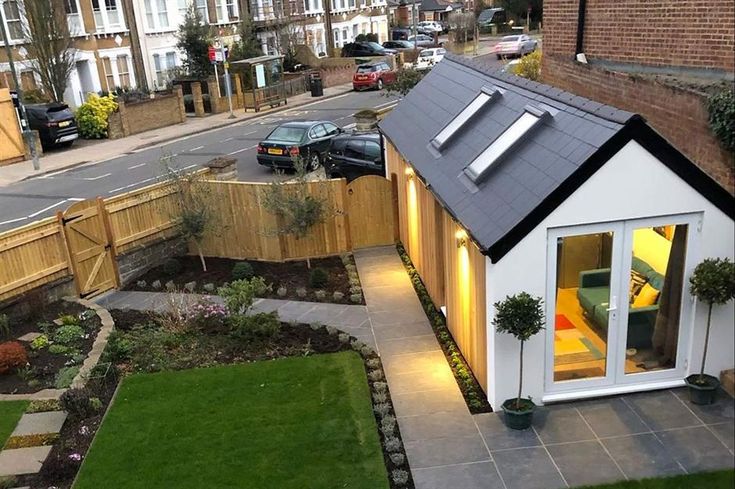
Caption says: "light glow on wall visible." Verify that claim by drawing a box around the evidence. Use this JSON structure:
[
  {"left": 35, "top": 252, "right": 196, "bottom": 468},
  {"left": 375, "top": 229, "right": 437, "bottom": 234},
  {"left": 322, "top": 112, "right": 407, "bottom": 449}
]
[
  {"left": 407, "top": 165, "right": 419, "bottom": 255},
  {"left": 457, "top": 226, "right": 470, "bottom": 329}
]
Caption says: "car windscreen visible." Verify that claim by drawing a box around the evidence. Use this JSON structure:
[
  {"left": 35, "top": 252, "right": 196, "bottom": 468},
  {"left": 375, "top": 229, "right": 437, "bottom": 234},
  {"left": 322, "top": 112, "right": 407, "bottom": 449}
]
[
  {"left": 501, "top": 36, "right": 519, "bottom": 42},
  {"left": 267, "top": 126, "right": 306, "bottom": 143},
  {"left": 419, "top": 50, "right": 433, "bottom": 57},
  {"left": 356, "top": 65, "right": 377, "bottom": 73},
  {"left": 367, "top": 42, "right": 384, "bottom": 51}
]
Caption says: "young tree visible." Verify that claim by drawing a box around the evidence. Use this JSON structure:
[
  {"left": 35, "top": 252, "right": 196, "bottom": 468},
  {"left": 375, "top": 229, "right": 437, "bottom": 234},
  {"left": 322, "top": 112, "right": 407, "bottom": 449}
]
[
  {"left": 21, "top": 0, "right": 76, "bottom": 102},
  {"left": 384, "top": 67, "right": 425, "bottom": 97},
  {"left": 262, "top": 157, "right": 330, "bottom": 268},
  {"left": 162, "top": 157, "right": 218, "bottom": 272},
  {"left": 230, "top": 16, "right": 262, "bottom": 61},
  {"left": 176, "top": 4, "right": 213, "bottom": 79}
]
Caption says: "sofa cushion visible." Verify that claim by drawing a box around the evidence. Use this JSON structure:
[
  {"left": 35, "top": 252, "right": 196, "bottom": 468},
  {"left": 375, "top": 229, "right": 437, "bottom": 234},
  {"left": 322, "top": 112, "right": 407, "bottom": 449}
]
[
  {"left": 633, "top": 282, "right": 660, "bottom": 307},
  {"left": 578, "top": 287, "right": 610, "bottom": 314}
]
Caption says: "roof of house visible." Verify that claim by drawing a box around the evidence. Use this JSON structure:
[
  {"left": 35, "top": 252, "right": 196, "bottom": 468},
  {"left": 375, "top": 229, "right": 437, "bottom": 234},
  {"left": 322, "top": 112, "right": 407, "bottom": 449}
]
[
  {"left": 379, "top": 53, "right": 734, "bottom": 262},
  {"left": 419, "top": 0, "right": 463, "bottom": 11}
]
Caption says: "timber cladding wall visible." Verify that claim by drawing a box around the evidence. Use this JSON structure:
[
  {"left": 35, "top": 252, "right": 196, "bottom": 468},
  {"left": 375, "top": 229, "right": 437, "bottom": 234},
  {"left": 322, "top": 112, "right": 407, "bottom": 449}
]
[
  {"left": 543, "top": 0, "right": 735, "bottom": 72},
  {"left": 0, "top": 88, "right": 24, "bottom": 166},
  {"left": 388, "top": 141, "right": 488, "bottom": 393}
]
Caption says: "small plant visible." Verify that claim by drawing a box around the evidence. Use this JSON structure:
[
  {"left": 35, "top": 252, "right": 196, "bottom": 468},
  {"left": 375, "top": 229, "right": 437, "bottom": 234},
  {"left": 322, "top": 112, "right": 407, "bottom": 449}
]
[
  {"left": 58, "top": 314, "right": 81, "bottom": 327},
  {"left": 372, "top": 381, "right": 388, "bottom": 393},
  {"left": 373, "top": 402, "right": 391, "bottom": 416},
  {"left": 368, "top": 369, "right": 384, "bottom": 381},
  {"left": 277, "top": 286, "right": 288, "bottom": 297},
  {"left": 380, "top": 414, "right": 396, "bottom": 434},
  {"left": 230, "top": 313, "right": 281, "bottom": 340},
  {"left": 54, "top": 366, "right": 80, "bottom": 389},
  {"left": 231, "top": 261, "right": 255, "bottom": 281},
  {"left": 383, "top": 436, "right": 402, "bottom": 452},
  {"left": 75, "top": 93, "right": 118, "bottom": 139},
  {"left": 350, "top": 293, "right": 362, "bottom": 303},
  {"left": 49, "top": 344, "right": 77, "bottom": 356},
  {"left": 30, "top": 334, "right": 49, "bottom": 350},
  {"left": 27, "top": 399, "right": 61, "bottom": 413},
  {"left": 366, "top": 358, "right": 380, "bottom": 369},
  {"left": 348, "top": 276, "right": 361, "bottom": 287},
  {"left": 314, "top": 290, "right": 327, "bottom": 300},
  {"left": 333, "top": 291, "right": 344, "bottom": 301},
  {"left": 15, "top": 364, "right": 35, "bottom": 382},
  {"left": 102, "top": 331, "right": 133, "bottom": 363},
  {"left": 219, "top": 277, "right": 270, "bottom": 315},
  {"left": 512, "top": 49, "right": 542, "bottom": 81},
  {"left": 163, "top": 257, "right": 182, "bottom": 276},
  {"left": 60, "top": 388, "right": 100, "bottom": 419},
  {"left": 187, "top": 298, "right": 229, "bottom": 334},
  {"left": 295, "top": 287, "right": 307, "bottom": 298},
  {"left": 349, "top": 285, "right": 362, "bottom": 295},
  {"left": 391, "top": 469, "right": 409, "bottom": 486},
  {"left": 0, "top": 341, "right": 28, "bottom": 374},
  {"left": 0, "top": 314, "right": 9, "bottom": 340},
  {"left": 337, "top": 333, "right": 350, "bottom": 344},
  {"left": 389, "top": 452, "right": 405, "bottom": 466},
  {"left": 309, "top": 267, "right": 329, "bottom": 288},
  {"left": 372, "top": 391, "right": 388, "bottom": 403},
  {"left": 325, "top": 325, "right": 338, "bottom": 336},
  {"left": 53, "top": 325, "right": 85, "bottom": 346}
]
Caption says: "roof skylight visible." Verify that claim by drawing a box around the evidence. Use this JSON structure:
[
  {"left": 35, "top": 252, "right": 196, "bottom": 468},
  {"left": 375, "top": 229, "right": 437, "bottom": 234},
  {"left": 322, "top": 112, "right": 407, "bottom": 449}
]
[
  {"left": 431, "top": 87, "right": 499, "bottom": 150},
  {"left": 464, "top": 106, "right": 547, "bottom": 183}
]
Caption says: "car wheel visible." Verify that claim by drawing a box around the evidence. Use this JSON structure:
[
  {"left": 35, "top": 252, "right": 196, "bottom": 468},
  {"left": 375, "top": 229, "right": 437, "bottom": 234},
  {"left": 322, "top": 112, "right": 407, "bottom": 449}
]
[
  {"left": 377, "top": 78, "right": 384, "bottom": 90},
  {"left": 308, "top": 152, "right": 321, "bottom": 171},
  {"left": 496, "top": 54, "right": 502, "bottom": 60}
]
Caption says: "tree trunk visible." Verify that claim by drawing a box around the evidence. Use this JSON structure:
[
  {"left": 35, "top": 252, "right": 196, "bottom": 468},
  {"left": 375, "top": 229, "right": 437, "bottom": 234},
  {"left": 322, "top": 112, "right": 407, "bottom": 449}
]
[
  {"left": 699, "top": 302, "right": 713, "bottom": 382},
  {"left": 196, "top": 242, "right": 207, "bottom": 272},
  {"left": 517, "top": 340, "right": 524, "bottom": 409}
]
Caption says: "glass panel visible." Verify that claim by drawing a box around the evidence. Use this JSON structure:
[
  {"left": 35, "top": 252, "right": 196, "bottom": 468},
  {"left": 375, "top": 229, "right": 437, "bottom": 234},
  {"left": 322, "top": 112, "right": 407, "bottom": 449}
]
[
  {"left": 624, "top": 225, "right": 687, "bottom": 374},
  {"left": 554, "top": 232, "right": 614, "bottom": 382}
]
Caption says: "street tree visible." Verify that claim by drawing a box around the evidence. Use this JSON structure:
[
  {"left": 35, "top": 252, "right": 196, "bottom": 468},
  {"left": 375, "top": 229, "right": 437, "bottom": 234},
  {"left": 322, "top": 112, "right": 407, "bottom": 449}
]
[
  {"left": 176, "top": 4, "right": 213, "bottom": 79},
  {"left": 230, "top": 15, "right": 262, "bottom": 61},
  {"left": 21, "top": 0, "right": 76, "bottom": 102},
  {"left": 384, "top": 67, "right": 425, "bottom": 97}
]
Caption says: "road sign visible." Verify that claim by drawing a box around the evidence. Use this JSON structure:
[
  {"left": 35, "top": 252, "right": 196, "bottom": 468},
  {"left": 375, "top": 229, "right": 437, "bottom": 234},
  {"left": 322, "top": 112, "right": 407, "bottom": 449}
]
[{"left": 208, "top": 46, "right": 216, "bottom": 62}]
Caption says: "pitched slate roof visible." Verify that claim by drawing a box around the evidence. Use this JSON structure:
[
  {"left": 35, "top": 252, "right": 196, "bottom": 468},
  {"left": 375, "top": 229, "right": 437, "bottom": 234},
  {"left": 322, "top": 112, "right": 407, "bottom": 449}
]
[{"left": 379, "top": 54, "right": 733, "bottom": 261}]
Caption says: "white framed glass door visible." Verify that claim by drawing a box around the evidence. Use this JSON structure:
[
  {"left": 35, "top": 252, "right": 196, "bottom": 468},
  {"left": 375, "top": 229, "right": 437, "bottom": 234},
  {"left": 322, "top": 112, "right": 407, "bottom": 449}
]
[{"left": 545, "top": 214, "right": 699, "bottom": 396}]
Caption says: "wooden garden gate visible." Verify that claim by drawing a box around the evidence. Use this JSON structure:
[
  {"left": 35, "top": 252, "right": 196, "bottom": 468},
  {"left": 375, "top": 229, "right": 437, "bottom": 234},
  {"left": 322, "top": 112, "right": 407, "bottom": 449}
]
[
  {"left": 59, "top": 198, "right": 119, "bottom": 298},
  {"left": 346, "top": 175, "right": 396, "bottom": 249}
]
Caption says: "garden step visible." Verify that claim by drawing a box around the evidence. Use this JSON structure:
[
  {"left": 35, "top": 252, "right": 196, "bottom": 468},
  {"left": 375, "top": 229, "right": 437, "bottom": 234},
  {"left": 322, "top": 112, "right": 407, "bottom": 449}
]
[
  {"left": 16, "top": 332, "right": 42, "bottom": 342},
  {"left": 11, "top": 412, "right": 67, "bottom": 437},
  {"left": 0, "top": 446, "right": 52, "bottom": 476},
  {"left": 721, "top": 369, "right": 735, "bottom": 398}
]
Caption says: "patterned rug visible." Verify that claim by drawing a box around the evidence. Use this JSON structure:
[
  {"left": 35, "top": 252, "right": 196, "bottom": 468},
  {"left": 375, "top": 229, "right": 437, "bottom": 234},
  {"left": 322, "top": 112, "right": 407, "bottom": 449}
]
[
  {"left": 555, "top": 367, "right": 606, "bottom": 382},
  {"left": 554, "top": 314, "right": 605, "bottom": 365}
]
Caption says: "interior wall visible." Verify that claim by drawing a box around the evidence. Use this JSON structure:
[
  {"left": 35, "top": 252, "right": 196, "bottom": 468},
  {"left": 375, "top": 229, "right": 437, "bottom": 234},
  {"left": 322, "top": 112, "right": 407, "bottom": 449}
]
[{"left": 486, "top": 140, "right": 734, "bottom": 406}]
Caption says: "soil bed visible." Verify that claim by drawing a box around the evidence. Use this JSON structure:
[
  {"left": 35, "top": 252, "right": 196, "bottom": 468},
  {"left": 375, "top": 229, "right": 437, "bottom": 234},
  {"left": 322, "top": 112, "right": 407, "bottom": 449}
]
[
  {"left": 0, "top": 301, "right": 101, "bottom": 394},
  {"left": 125, "top": 255, "right": 365, "bottom": 304}
]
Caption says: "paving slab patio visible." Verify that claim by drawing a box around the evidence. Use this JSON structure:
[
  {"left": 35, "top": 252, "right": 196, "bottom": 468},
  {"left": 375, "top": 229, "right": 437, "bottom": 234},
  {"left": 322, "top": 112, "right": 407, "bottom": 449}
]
[
  {"left": 0, "top": 446, "right": 52, "bottom": 477},
  {"left": 11, "top": 412, "right": 67, "bottom": 437}
]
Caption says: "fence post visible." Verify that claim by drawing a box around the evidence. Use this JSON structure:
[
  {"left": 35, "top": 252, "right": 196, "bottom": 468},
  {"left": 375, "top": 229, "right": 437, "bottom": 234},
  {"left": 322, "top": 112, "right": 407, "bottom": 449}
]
[
  {"left": 97, "top": 196, "right": 121, "bottom": 288},
  {"left": 234, "top": 73, "right": 243, "bottom": 109},
  {"left": 191, "top": 81, "right": 205, "bottom": 117},
  {"left": 175, "top": 85, "right": 186, "bottom": 122},
  {"left": 207, "top": 77, "right": 222, "bottom": 114}
]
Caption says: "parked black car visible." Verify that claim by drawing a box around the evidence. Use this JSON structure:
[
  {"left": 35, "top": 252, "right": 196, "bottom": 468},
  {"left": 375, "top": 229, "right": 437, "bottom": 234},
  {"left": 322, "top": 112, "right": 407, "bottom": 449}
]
[
  {"left": 256, "top": 120, "right": 343, "bottom": 171},
  {"left": 341, "top": 42, "right": 396, "bottom": 57},
  {"left": 325, "top": 131, "right": 384, "bottom": 181},
  {"left": 24, "top": 103, "right": 79, "bottom": 149}
]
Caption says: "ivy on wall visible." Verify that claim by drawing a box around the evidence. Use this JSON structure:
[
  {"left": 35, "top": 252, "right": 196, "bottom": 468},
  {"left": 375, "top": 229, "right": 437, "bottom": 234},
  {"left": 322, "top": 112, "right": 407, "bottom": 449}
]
[{"left": 706, "top": 87, "right": 735, "bottom": 155}]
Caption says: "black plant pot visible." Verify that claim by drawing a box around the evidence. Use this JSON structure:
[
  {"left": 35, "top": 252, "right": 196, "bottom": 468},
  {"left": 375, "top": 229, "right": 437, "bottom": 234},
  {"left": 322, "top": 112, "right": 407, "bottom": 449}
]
[
  {"left": 686, "top": 374, "right": 720, "bottom": 405},
  {"left": 501, "top": 398, "right": 536, "bottom": 430}
]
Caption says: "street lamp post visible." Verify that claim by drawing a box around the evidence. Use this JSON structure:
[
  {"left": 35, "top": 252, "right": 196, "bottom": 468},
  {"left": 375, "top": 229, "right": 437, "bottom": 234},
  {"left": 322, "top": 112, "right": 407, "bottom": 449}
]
[{"left": 0, "top": 2, "right": 40, "bottom": 171}]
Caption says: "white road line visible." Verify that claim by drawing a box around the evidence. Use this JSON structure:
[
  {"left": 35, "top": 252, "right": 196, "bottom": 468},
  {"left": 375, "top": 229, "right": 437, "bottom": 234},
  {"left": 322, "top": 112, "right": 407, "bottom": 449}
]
[
  {"left": 181, "top": 164, "right": 198, "bottom": 170},
  {"left": 242, "top": 130, "right": 257, "bottom": 136},
  {"left": 67, "top": 198, "right": 85, "bottom": 202},
  {"left": 336, "top": 116, "right": 347, "bottom": 120},
  {"left": 128, "top": 163, "right": 147, "bottom": 169},
  {"left": 28, "top": 200, "right": 68, "bottom": 218},
  {"left": 220, "top": 137, "right": 234, "bottom": 142},
  {"left": 0, "top": 216, "right": 28, "bottom": 226},
  {"left": 227, "top": 145, "right": 257, "bottom": 155},
  {"left": 374, "top": 100, "right": 398, "bottom": 109},
  {"left": 189, "top": 145, "right": 204, "bottom": 152},
  {"left": 83, "top": 173, "right": 111, "bottom": 181}
]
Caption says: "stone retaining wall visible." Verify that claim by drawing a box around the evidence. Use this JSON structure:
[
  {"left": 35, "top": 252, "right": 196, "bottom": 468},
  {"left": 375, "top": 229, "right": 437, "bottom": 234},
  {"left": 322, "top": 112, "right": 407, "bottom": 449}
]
[{"left": 116, "top": 235, "right": 188, "bottom": 286}]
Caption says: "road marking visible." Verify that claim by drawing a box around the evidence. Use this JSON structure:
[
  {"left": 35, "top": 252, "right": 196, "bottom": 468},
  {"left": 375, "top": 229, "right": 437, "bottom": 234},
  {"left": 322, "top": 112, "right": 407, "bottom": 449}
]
[
  {"left": 220, "top": 137, "right": 234, "bottom": 142},
  {"left": 181, "top": 164, "right": 198, "bottom": 170},
  {"left": 67, "top": 198, "right": 85, "bottom": 202},
  {"left": 228, "top": 144, "right": 257, "bottom": 155},
  {"left": 28, "top": 200, "right": 68, "bottom": 218},
  {"left": 242, "top": 130, "right": 257, "bottom": 136},
  {"left": 342, "top": 123, "right": 356, "bottom": 130},
  {"left": 336, "top": 116, "right": 347, "bottom": 121},
  {"left": 374, "top": 100, "right": 397, "bottom": 109},
  {"left": 83, "top": 173, "right": 111, "bottom": 181},
  {"left": 0, "top": 216, "right": 27, "bottom": 226},
  {"left": 108, "top": 176, "right": 158, "bottom": 193},
  {"left": 189, "top": 145, "right": 204, "bottom": 152},
  {"left": 128, "top": 163, "right": 147, "bottom": 169}
]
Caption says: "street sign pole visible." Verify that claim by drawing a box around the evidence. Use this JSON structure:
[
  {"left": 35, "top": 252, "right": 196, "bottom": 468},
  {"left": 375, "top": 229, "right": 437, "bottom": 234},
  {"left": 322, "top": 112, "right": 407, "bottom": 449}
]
[
  {"left": 0, "top": 5, "right": 40, "bottom": 171},
  {"left": 213, "top": 62, "right": 221, "bottom": 98},
  {"left": 221, "top": 46, "right": 235, "bottom": 119}
]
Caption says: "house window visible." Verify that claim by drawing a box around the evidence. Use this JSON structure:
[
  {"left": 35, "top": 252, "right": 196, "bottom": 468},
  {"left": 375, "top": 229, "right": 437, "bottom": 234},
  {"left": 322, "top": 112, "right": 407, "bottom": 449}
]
[
  {"left": 226, "top": 0, "right": 237, "bottom": 19},
  {"left": 464, "top": 109, "right": 544, "bottom": 183},
  {"left": 102, "top": 57, "right": 115, "bottom": 90},
  {"left": 432, "top": 87, "right": 498, "bottom": 150},
  {"left": 144, "top": 0, "right": 155, "bottom": 28},
  {"left": 195, "top": 0, "right": 207, "bottom": 19},
  {"left": 342, "top": 28, "right": 348, "bottom": 41},
  {"left": 92, "top": 0, "right": 123, "bottom": 31},
  {"left": 352, "top": 24, "right": 358, "bottom": 39},
  {"left": 157, "top": 0, "right": 169, "bottom": 27},
  {"left": 348, "top": 0, "right": 354, "bottom": 7},
  {"left": 20, "top": 71, "right": 36, "bottom": 91},
  {"left": 333, "top": 28, "right": 339, "bottom": 47},
  {"left": 2, "top": 0, "right": 23, "bottom": 41},
  {"left": 117, "top": 55, "right": 130, "bottom": 87}
]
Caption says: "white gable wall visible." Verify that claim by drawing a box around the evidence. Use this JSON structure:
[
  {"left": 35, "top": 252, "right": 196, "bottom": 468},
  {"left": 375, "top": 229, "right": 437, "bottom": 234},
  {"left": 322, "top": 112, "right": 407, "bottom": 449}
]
[{"left": 485, "top": 140, "right": 734, "bottom": 407}]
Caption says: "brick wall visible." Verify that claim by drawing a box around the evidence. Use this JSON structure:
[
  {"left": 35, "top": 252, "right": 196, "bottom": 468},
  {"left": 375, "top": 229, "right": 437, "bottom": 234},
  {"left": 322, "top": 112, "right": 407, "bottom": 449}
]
[
  {"left": 116, "top": 236, "right": 188, "bottom": 286},
  {"left": 542, "top": 56, "right": 734, "bottom": 193},
  {"left": 108, "top": 87, "right": 186, "bottom": 139},
  {"left": 543, "top": 0, "right": 735, "bottom": 73}
]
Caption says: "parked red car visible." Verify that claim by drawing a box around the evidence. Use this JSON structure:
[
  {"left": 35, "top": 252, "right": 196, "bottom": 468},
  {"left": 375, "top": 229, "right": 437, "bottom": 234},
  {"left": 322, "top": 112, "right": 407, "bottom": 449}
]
[{"left": 352, "top": 61, "right": 397, "bottom": 91}]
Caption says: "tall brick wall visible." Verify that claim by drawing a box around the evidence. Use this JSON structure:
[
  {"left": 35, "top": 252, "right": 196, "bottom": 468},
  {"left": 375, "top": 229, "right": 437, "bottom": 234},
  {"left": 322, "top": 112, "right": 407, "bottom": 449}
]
[
  {"left": 542, "top": 57, "right": 734, "bottom": 192},
  {"left": 543, "top": 0, "right": 735, "bottom": 72}
]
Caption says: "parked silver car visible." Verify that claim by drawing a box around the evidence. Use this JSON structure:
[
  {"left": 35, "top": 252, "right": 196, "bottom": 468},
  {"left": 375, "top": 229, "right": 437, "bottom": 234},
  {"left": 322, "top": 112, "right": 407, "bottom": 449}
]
[
  {"left": 408, "top": 34, "right": 435, "bottom": 47},
  {"left": 493, "top": 34, "right": 537, "bottom": 59}
]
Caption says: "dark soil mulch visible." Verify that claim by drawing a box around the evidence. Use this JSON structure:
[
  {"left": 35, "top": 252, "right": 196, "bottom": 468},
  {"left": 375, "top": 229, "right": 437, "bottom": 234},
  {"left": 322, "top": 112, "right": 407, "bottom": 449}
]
[
  {"left": 0, "top": 301, "right": 102, "bottom": 394},
  {"left": 124, "top": 255, "right": 365, "bottom": 304}
]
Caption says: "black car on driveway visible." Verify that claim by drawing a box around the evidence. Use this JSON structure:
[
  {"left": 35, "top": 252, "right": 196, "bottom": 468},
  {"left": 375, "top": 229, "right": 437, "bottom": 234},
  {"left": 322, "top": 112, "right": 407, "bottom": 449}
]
[
  {"left": 256, "top": 120, "right": 343, "bottom": 171},
  {"left": 325, "top": 131, "right": 384, "bottom": 181},
  {"left": 10, "top": 92, "right": 79, "bottom": 149}
]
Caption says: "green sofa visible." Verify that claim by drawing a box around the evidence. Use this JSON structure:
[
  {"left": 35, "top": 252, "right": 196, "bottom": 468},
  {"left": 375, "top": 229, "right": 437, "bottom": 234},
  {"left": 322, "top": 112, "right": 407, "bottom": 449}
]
[{"left": 576, "top": 257, "right": 664, "bottom": 349}]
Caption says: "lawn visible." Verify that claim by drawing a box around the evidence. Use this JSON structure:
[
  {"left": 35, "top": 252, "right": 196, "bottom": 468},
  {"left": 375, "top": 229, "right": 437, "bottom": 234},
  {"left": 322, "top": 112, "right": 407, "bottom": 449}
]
[
  {"left": 579, "top": 470, "right": 734, "bottom": 489},
  {"left": 0, "top": 401, "right": 27, "bottom": 447},
  {"left": 74, "top": 351, "right": 389, "bottom": 489}
]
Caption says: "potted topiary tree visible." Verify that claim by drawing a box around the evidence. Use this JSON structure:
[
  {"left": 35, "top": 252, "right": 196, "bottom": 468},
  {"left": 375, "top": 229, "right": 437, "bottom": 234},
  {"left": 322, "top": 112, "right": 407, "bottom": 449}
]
[
  {"left": 493, "top": 292, "right": 545, "bottom": 430},
  {"left": 686, "top": 257, "right": 735, "bottom": 405}
]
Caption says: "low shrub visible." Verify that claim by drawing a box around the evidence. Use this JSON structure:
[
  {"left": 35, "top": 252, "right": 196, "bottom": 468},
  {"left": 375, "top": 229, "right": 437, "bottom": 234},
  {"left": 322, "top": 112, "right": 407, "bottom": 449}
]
[
  {"left": 218, "top": 277, "right": 270, "bottom": 315},
  {"left": 309, "top": 267, "right": 329, "bottom": 288},
  {"left": 332, "top": 291, "right": 344, "bottom": 301},
  {"left": 0, "top": 314, "right": 9, "bottom": 340},
  {"left": 53, "top": 325, "right": 86, "bottom": 346},
  {"left": 26, "top": 399, "right": 61, "bottom": 413},
  {"left": 230, "top": 312, "right": 280, "bottom": 340},
  {"left": 391, "top": 469, "right": 409, "bottom": 486},
  {"left": 367, "top": 369, "right": 384, "bottom": 381},
  {"left": 0, "top": 341, "right": 28, "bottom": 374},
  {"left": 49, "top": 344, "right": 77, "bottom": 356},
  {"left": 76, "top": 93, "right": 118, "bottom": 139},
  {"left": 101, "top": 331, "right": 133, "bottom": 363},
  {"left": 163, "top": 258, "right": 182, "bottom": 276},
  {"left": 58, "top": 314, "right": 81, "bottom": 327},
  {"left": 187, "top": 299, "right": 229, "bottom": 334},
  {"left": 314, "top": 290, "right": 327, "bottom": 300},
  {"left": 60, "top": 388, "right": 100, "bottom": 420},
  {"left": 383, "top": 436, "right": 402, "bottom": 452},
  {"left": 389, "top": 453, "right": 405, "bottom": 466},
  {"left": 231, "top": 261, "right": 255, "bottom": 281},
  {"left": 30, "top": 334, "right": 49, "bottom": 350},
  {"left": 54, "top": 366, "right": 80, "bottom": 389},
  {"left": 373, "top": 402, "right": 391, "bottom": 416},
  {"left": 295, "top": 287, "right": 307, "bottom": 298}
]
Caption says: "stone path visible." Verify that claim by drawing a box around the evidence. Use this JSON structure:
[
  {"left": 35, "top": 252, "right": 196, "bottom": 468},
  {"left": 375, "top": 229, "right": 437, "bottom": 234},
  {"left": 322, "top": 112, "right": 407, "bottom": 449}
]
[
  {"left": 353, "top": 246, "right": 735, "bottom": 489},
  {"left": 0, "top": 411, "right": 67, "bottom": 478}
]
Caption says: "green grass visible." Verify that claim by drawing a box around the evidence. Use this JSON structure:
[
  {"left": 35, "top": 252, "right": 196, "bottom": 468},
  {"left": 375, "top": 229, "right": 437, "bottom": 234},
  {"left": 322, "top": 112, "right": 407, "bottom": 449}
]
[
  {"left": 578, "top": 470, "right": 735, "bottom": 489},
  {"left": 0, "top": 401, "right": 28, "bottom": 447},
  {"left": 74, "top": 352, "right": 389, "bottom": 489}
]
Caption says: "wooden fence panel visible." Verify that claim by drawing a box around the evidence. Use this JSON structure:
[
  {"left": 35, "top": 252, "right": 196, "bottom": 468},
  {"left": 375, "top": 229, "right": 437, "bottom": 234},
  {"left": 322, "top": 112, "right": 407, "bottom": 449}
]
[
  {"left": 0, "top": 88, "right": 24, "bottom": 165},
  {"left": 0, "top": 217, "right": 70, "bottom": 302},
  {"left": 346, "top": 175, "right": 395, "bottom": 249}
]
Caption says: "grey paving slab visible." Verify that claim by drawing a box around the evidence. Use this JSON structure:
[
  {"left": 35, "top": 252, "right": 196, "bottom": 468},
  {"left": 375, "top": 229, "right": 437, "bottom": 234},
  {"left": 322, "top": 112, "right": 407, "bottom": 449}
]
[
  {"left": 577, "top": 397, "right": 650, "bottom": 438},
  {"left": 385, "top": 364, "right": 457, "bottom": 395},
  {"left": 369, "top": 308, "right": 430, "bottom": 327},
  {"left": 332, "top": 307, "right": 371, "bottom": 328},
  {"left": 533, "top": 405, "right": 596, "bottom": 445},
  {"left": 475, "top": 412, "right": 542, "bottom": 451},
  {"left": 398, "top": 412, "right": 480, "bottom": 442},
  {"left": 412, "top": 461, "right": 505, "bottom": 489},
  {"left": 405, "top": 435, "right": 491, "bottom": 469},
  {"left": 709, "top": 421, "right": 735, "bottom": 450},
  {"left": 358, "top": 268, "right": 414, "bottom": 288},
  {"left": 378, "top": 335, "right": 441, "bottom": 358},
  {"left": 0, "top": 446, "right": 53, "bottom": 476},
  {"left": 11, "top": 411, "right": 67, "bottom": 437},
  {"left": 625, "top": 390, "right": 702, "bottom": 431},
  {"left": 656, "top": 426, "right": 735, "bottom": 472},
  {"left": 381, "top": 350, "right": 450, "bottom": 377},
  {"left": 492, "top": 447, "right": 567, "bottom": 489},
  {"left": 364, "top": 291, "right": 424, "bottom": 313},
  {"left": 250, "top": 298, "right": 283, "bottom": 314},
  {"left": 16, "top": 332, "right": 41, "bottom": 342},
  {"left": 392, "top": 389, "right": 467, "bottom": 418},
  {"left": 602, "top": 433, "right": 684, "bottom": 479},
  {"left": 372, "top": 321, "right": 433, "bottom": 341},
  {"left": 547, "top": 440, "right": 624, "bottom": 487},
  {"left": 671, "top": 389, "right": 735, "bottom": 426}
]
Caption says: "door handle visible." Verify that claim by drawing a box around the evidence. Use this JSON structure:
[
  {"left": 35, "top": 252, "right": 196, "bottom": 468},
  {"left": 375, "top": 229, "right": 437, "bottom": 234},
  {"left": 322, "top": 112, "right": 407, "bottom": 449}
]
[{"left": 606, "top": 295, "right": 617, "bottom": 312}]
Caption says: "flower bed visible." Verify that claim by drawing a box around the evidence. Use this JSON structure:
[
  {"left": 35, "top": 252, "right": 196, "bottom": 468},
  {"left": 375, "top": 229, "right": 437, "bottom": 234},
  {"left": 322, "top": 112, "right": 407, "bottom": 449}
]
[
  {"left": 0, "top": 301, "right": 102, "bottom": 394},
  {"left": 397, "top": 243, "right": 493, "bottom": 414},
  {"left": 125, "top": 254, "right": 365, "bottom": 304}
]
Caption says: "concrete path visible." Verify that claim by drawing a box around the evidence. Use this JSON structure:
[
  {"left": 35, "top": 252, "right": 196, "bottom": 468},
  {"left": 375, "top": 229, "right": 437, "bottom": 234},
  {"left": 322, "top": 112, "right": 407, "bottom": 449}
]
[{"left": 93, "top": 290, "right": 376, "bottom": 350}]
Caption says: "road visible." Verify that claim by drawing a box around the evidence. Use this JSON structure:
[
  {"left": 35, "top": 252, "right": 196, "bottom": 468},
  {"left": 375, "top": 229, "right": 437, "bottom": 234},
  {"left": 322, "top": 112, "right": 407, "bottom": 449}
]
[{"left": 0, "top": 89, "right": 397, "bottom": 232}]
